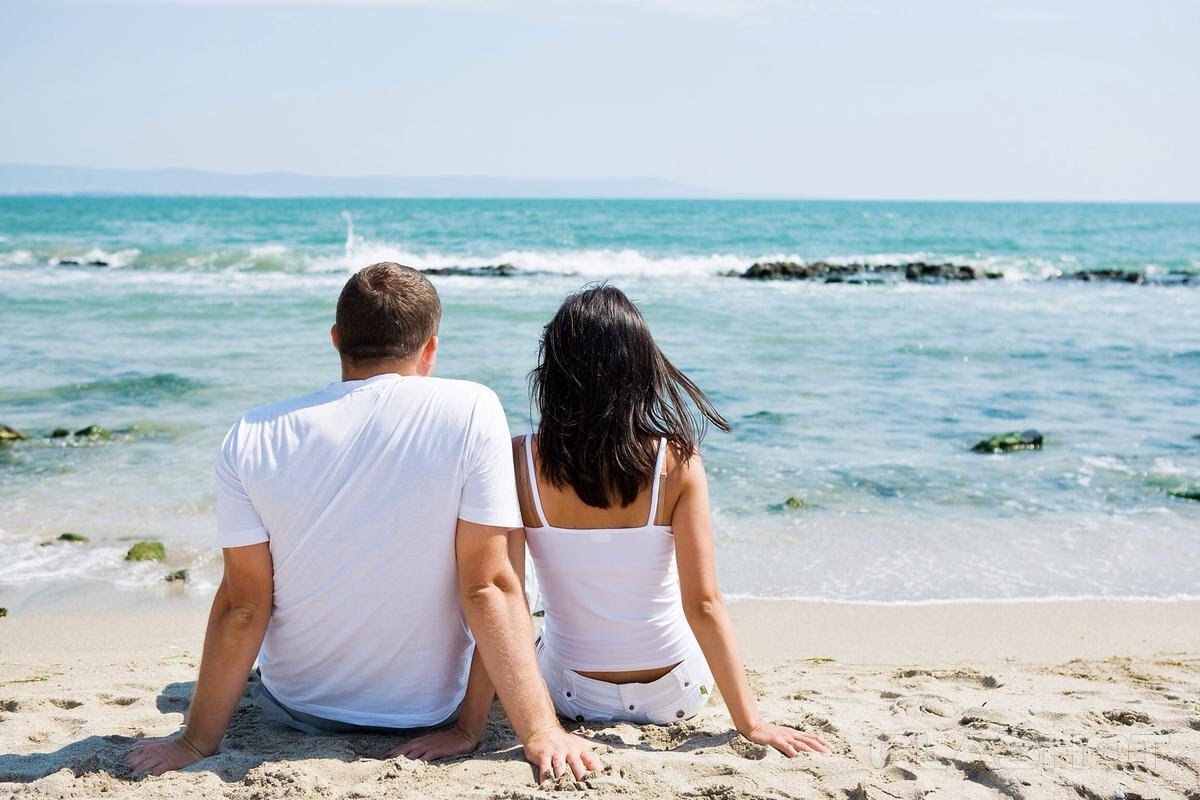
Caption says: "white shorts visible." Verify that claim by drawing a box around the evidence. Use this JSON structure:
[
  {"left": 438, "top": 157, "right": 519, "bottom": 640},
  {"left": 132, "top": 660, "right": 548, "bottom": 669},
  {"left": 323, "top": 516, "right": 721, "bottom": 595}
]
[{"left": 537, "top": 637, "right": 714, "bottom": 725}]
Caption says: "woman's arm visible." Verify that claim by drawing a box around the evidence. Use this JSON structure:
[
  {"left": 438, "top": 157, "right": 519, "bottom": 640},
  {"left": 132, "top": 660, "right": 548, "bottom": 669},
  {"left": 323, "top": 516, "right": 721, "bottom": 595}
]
[
  {"left": 392, "top": 527, "right": 528, "bottom": 760},
  {"left": 673, "top": 454, "right": 830, "bottom": 757}
]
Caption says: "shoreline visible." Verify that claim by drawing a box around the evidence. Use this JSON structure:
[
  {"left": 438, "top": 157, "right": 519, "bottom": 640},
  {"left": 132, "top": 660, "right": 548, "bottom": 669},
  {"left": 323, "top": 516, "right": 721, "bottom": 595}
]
[
  {"left": 2, "top": 597, "right": 1197, "bottom": 798},
  {"left": 2, "top": 582, "right": 1198, "bottom": 663}
]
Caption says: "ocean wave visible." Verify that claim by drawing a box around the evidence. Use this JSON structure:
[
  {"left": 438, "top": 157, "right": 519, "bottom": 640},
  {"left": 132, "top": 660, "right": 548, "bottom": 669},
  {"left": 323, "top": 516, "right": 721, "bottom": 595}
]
[
  {"left": 1, "top": 241, "right": 1196, "bottom": 281},
  {"left": 0, "top": 373, "right": 204, "bottom": 409}
]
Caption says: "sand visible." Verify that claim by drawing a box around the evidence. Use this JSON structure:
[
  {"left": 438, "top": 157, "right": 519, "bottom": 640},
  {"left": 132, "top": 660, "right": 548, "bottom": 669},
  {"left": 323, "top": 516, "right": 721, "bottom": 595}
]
[{"left": 1, "top": 597, "right": 1198, "bottom": 800}]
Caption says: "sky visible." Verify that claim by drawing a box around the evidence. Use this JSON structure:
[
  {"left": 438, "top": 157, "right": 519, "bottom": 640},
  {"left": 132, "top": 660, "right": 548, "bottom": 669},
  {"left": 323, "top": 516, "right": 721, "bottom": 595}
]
[{"left": 1, "top": 0, "right": 1197, "bottom": 201}]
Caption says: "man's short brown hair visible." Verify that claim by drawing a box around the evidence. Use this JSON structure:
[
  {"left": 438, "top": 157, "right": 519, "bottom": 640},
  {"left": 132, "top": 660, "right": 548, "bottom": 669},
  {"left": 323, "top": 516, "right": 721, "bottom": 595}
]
[{"left": 335, "top": 262, "right": 441, "bottom": 363}]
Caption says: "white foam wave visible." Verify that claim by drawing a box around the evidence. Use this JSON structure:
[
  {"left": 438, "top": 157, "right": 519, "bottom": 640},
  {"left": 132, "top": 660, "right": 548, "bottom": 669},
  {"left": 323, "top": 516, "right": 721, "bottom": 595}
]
[
  {"left": 0, "top": 248, "right": 33, "bottom": 266},
  {"left": 3, "top": 241, "right": 1184, "bottom": 282},
  {"left": 306, "top": 241, "right": 760, "bottom": 277}
]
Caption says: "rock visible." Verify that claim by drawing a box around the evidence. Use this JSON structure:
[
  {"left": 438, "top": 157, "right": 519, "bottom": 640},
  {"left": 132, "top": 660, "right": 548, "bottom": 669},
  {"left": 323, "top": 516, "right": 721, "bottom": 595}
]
[
  {"left": 1168, "top": 488, "right": 1200, "bottom": 502},
  {"left": 86, "top": 259, "right": 109, "bottom": 267},
  {"left": 0, "top": 424, "right": 28, "bottom": 442},
  {"left": 57, "top": 533, "right": 89, "bottom": 543},
  {"left": 56, "top": 259, "right": 80, "bottom": 266},
  {"left": 421, "top": 264, "right": 518, "bottom": 277},
  {"left": 971, "top": 430, "right": 1044, "bottom": 453},
  {"left": 784, "top": 496, "right": 808, "bottom": 509},
  {"left": 1068, "top": 270, "right": 1144, "bottom": 284},
  {"left": 74, "top": 424, "right": 111, "bottom": 438},
  {"left": 741, "top": 260, "right": 988, "bottom": 282},
  {"left": 0, "top": 608, "right": 6, "bottom": 618},
  {"left": 125, "top": 541, "right": 166, "bottom": 562},
  {"left": 50, "top": 428, "right": 71, "bottom": 438},
  {"left": 164, "top": 569, "right": 188, "bottom": 583}
]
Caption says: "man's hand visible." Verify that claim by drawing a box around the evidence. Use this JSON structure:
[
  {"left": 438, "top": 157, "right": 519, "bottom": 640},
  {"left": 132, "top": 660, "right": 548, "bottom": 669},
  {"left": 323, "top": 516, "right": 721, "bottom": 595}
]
[
  {"left": 125, "top": 734, "right": 208, "bottom": 776},
  {"left": 388, "top": 724, "right": 480, "bottom": 761},
  {"left": 525, "top": 728, "right": 601, "bottom": 783},
  {"left": 742, "top": 721, "right": 832, "bottom": 757}
]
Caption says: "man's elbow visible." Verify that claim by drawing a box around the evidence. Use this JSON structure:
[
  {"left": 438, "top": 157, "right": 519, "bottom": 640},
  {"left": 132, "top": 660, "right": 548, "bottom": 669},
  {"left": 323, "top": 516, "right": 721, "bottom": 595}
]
[
  {"left": 224, "top": 600, "right": 269, "bottom": 631},
  {"left": 460, "top": 573, "right": 519, "bottom": 609}
]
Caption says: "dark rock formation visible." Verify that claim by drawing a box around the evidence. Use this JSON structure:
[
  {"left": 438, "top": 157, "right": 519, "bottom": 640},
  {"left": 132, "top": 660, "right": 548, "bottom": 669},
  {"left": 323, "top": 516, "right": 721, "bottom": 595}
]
[
  {"left": 971, "top": 430, "right": 1044, "bottom": 453},
  {"left": 1168, "top": 488, "right": 1200, "bottom": 502},
  {"left": 164, "top": 569, "right": 189, "bottom": 583},
  {"left": 51, "top": 428, "right": 71, "bottom": 438},
  {"left": 58, "top": 533, "right": 89, "bottom": 543},
  {"left": 421, "top": 263, "right": 518, "bottom": 278},
  {"left": 740, "top": 261, "right": 1003, "bottom": 282}
]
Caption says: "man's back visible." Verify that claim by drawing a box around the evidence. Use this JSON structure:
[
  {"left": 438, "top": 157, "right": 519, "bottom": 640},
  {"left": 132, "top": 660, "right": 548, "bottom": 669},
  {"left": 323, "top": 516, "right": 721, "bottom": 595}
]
[{"left": 216, "top": 373, "right": 520, "bottom": 727}]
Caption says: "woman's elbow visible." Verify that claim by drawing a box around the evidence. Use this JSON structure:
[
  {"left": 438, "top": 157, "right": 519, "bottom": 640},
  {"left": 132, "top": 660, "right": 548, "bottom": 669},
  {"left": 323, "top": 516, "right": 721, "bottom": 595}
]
[{"left": 684, "top": 594, "right": 725, "bottom": 625}]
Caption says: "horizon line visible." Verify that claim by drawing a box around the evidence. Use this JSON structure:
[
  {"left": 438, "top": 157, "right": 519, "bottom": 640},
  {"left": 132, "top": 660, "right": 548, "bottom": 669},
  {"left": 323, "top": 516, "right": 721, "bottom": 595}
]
[{"left": 1, "top": 163, "right": 1198, "bottom": 204}]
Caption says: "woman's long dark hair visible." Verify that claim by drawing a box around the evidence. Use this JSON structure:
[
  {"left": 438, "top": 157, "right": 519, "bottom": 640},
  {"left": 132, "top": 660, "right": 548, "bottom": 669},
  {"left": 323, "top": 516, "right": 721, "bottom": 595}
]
[{"left": 531, "top": 284, "right": 731, "bottom": 509}]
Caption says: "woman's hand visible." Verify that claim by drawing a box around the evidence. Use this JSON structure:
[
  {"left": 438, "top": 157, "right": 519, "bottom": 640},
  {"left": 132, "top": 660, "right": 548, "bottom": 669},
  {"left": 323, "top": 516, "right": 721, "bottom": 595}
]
[
  {"left": 389, "top": 723, "right": 481, "bottom": 761},
  {"left": 125, "top": 734, "right": 209, "bottom": 776},
  {"left": 741, "top": 721, "right": 832, "bottom": 757}
]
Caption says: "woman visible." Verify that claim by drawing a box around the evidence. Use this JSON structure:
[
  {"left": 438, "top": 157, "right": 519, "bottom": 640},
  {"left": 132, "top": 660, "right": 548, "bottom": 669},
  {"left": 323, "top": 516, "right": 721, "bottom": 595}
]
[{"left": 397, "top": 285, "right": 830, "bottom": 762}]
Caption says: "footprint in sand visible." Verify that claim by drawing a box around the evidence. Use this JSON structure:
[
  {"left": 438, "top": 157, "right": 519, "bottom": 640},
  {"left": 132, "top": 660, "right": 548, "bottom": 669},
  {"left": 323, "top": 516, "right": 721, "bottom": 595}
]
[
  {"left": 1101, "top": 708, "right": 1152, "bottom": 726},
  {"left": 727, "top": 736, "right": 769, "bottom": 760},
  {"left": 49, "top": 698, "right": 83, "bottom": 709}
]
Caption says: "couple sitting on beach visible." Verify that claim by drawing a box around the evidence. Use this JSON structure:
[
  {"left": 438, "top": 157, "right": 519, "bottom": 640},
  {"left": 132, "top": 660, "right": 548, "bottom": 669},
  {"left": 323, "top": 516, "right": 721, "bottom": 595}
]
[{"left": 126, "top": 262, "right": 830, "bottom": 782}]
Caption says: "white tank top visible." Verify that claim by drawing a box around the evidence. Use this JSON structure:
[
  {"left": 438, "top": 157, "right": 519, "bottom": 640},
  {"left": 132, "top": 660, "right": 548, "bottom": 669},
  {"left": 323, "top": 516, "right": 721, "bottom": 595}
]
[{"left": 522, "top": 434, "right": 699, "bottom": 672}]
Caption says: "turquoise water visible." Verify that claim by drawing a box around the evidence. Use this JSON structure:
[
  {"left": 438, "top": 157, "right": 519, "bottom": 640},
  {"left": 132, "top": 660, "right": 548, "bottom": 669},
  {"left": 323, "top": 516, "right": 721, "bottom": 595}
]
[{"left": 1, "top": 197, "right": 1198, "bottom": 602}]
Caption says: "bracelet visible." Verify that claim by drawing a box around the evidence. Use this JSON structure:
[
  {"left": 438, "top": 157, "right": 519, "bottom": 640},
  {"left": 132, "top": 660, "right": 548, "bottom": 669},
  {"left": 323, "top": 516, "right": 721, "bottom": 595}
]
[{"left": 178, "top": 732, "right": 211, "bottom": 760}]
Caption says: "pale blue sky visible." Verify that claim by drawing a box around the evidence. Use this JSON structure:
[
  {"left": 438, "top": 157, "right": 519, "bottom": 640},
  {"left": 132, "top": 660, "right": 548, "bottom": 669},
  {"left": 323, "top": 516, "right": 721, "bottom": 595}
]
[{"left": 2, "top": 0, "right": 1197, "bottom": 200}]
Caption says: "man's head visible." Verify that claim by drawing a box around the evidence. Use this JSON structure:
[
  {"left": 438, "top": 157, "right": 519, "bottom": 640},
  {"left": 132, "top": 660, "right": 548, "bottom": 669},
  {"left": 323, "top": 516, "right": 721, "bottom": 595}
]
[{"left": 333, "top": 262, "right": 442, "bottom": 377}]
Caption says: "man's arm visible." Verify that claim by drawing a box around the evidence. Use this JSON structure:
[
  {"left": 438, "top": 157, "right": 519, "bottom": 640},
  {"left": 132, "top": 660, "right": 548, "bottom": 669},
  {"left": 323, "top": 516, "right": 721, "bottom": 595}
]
[
  {"left": 392, "top": 528, "right": 528, "bottom": 760},
  {"left": 126, "top": 543, "right": 273, "bottom": 776},
  {"left": 455, "top": 518, "right": 599, "bottom": 782}
]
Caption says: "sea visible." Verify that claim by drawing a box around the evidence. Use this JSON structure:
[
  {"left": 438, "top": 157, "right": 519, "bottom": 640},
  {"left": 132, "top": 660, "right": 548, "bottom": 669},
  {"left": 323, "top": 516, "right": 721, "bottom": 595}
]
[{"left": 1, "top": 196, "right": 1198, "bottom": 605}]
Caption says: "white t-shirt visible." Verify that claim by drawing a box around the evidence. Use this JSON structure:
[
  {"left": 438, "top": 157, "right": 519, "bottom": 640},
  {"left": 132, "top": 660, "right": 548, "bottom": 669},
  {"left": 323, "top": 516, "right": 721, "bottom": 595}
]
[{"left": 215, "top": 373, "right": 522, "bottom": 728}]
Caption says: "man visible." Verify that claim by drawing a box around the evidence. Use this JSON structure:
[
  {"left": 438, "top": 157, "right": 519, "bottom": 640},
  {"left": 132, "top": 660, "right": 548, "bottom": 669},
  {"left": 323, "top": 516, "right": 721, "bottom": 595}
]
[{"left": 126, "top": 262, "right": 598, "bottom": 782}]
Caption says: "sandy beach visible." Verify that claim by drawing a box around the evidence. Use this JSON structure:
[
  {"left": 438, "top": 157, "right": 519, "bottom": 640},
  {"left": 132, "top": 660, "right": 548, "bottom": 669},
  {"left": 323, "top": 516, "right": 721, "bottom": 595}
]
[{"left": 2, "top": 597, "right": 1197, "bottom": 800}]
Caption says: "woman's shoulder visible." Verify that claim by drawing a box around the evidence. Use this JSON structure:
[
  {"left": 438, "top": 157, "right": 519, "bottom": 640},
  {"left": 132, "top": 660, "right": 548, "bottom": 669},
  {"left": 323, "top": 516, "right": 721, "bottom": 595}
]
[{"left": 664, "top": 442, "right": 703, "bottom": 479}]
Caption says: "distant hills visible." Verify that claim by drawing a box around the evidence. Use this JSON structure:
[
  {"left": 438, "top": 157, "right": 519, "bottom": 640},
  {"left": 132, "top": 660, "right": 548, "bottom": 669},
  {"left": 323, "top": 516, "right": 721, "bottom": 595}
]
[{"left": 0, "top": 164, "right": 716, "bottom": 199}]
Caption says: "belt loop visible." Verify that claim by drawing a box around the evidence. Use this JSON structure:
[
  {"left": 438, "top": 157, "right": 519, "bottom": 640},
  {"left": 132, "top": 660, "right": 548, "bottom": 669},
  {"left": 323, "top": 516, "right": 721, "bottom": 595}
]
[{"left": 672, "top": 658, "right": 691, "bottom": 691}]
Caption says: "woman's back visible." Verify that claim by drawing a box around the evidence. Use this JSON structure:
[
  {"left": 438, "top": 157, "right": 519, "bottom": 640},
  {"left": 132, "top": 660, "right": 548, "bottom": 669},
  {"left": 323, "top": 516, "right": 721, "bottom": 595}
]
[{"left": 519, "top": 434, "right": 699, "bottom": 673}]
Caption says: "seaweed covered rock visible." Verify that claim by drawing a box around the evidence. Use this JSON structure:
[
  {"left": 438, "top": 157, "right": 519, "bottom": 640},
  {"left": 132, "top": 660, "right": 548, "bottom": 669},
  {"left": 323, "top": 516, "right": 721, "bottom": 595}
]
[
  {"left": 1168, "top": 488, "right": 1200, "bottom": 502},
  {"left": 971, "top": 430, "right": 1044, "bottom": 453},
  {"left": 0, "top": 424, "right": 27, "bottom": 442},
  {"left": 125, "top": 540, "right": 166, "bottom": 561},
  {"left": 164, "top": 569, "right": 189, "bottom": 583},
  {"left": 785, "top": 496, "right": 808, "bottom": 509},
  {"left": 58, "top": 532, "right": 89, "bottom": 543},
  {"left": 74, "top": 424, "right": 111, "bottom": 438}
]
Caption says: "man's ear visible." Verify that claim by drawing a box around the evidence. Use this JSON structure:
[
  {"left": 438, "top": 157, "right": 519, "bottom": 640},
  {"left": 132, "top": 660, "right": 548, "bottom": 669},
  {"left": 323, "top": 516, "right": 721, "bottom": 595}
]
[
  {"left": 417, "top": 335, "right": 438, "bottom": 376},
  {"left": 330, "top": 324, "right": 340, "bottom": 352}
]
